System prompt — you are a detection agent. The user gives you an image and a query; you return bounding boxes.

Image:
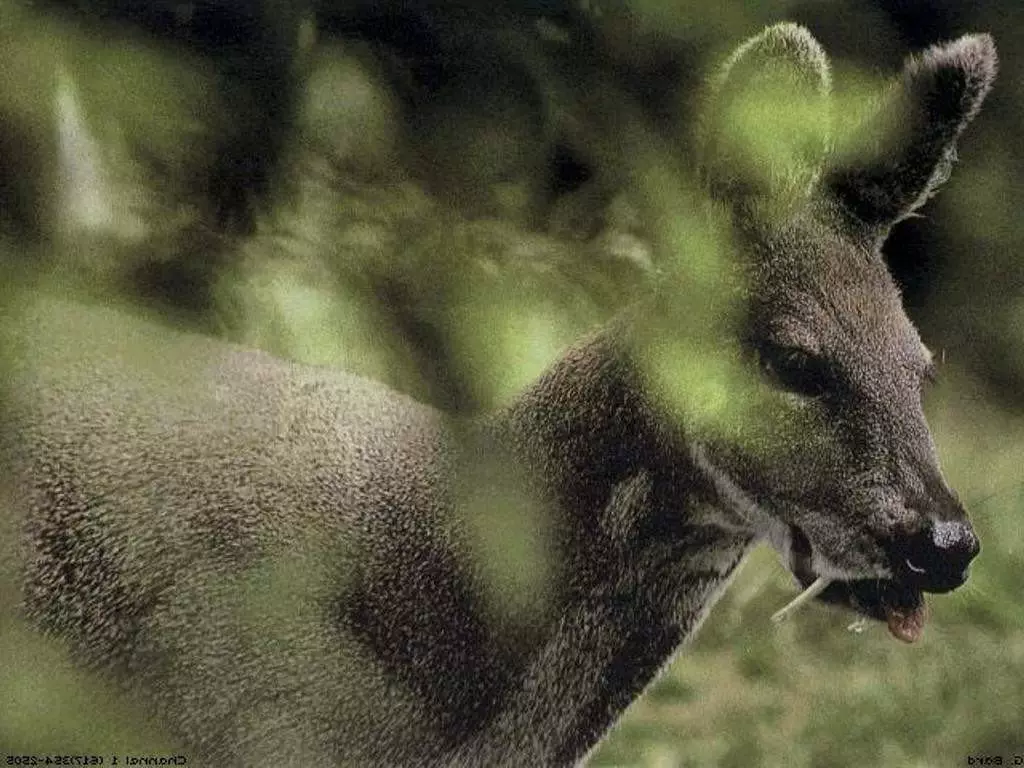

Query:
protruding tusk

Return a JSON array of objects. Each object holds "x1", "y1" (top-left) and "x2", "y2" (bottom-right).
[{"x1": 771, "y1": 576, "x2": 831, "y2": 623}]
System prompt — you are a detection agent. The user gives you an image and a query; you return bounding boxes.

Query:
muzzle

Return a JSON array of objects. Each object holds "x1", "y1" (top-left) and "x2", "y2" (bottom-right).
[{"x1": 887, "y1": 519, "x2": 980, "y2": 593}]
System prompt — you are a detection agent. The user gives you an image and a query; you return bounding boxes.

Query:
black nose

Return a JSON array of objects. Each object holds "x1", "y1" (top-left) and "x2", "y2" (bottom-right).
[{"x1": 891, "y1": 520, "x2": 980, "y2": 593}]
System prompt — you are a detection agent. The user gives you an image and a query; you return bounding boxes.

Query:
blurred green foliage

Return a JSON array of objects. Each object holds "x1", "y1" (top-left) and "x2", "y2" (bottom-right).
[{"x1": 1, "y1": 0, "x2": 1021, "y2": 765}]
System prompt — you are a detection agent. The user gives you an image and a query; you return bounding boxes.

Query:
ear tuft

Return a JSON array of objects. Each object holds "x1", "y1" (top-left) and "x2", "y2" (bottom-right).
[
  {"x1": 901, "y1": 33, "x2": 997, "y2": 144},
  {"x1": 699, "y1": 23, "x2": 832, "y2": 216},
  {"x1": 827, "y1": 33, "x2": 998, "y2": 232},
  {"x1": 922, "y1": 34, "x2": 998, "y2": 112}
]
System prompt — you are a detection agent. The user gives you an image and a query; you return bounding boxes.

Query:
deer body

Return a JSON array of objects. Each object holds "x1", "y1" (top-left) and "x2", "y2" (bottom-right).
[
  {"x1": 1, "y1": 22, "x2": 997, "y2": 768},
  {"x1": 5, "y1": 298, "x2": 749, "y2": 766}
]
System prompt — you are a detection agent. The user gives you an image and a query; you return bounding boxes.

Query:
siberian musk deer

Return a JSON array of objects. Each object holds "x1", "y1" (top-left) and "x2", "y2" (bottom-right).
[{"x1": 1, "y1": 23, "x2": 997, "y2": 767}]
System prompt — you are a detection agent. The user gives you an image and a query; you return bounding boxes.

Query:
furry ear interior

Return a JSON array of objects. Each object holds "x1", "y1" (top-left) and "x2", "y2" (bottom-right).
[
  {"x1": 826, "y1": 34, "x2": 998, "y2": 233},
  {"x1": 698, "y1": 23, "x2": 831, "y2": 215}
]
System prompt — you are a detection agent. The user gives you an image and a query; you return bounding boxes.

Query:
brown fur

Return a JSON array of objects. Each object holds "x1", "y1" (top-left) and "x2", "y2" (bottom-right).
[{"x1": 1, "y1": 23, "x2": 996, "y2": 767}]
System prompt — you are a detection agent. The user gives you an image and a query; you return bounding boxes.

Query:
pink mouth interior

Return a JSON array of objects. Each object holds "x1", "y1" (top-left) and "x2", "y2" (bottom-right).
[{"x1": 884, "y1": 598, "x2": 929, "y2": 643}]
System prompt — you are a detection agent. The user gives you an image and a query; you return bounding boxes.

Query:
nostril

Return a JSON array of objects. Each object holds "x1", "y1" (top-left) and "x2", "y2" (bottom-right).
[{"x1": 891, "y1": 520, "x2": 980, "y2": 593}]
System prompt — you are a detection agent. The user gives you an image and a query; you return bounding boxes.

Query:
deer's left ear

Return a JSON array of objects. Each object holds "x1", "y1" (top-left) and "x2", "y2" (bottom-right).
[{"x1": 826, "y1": 34, "x2": 997, "y2": 234}]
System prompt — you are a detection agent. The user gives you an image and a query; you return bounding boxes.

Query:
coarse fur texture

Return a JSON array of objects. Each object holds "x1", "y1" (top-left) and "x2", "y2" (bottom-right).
[
  {"x1": 827, "y1": 33, "x2": 998, "y2": 233},
  {"x1": 1, "y1": 23, "x2": 997, "y2": 767}
]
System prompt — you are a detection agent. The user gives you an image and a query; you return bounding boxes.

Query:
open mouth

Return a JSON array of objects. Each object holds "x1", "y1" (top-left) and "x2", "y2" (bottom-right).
[{"x1": 775, "y1": 526, "x2": 929, "y2": 643}]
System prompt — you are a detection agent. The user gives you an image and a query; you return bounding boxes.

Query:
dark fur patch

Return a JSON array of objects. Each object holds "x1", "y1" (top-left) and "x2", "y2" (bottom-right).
[{"x1": 827, "y1": 34, "x2": 998, "y2": 231}]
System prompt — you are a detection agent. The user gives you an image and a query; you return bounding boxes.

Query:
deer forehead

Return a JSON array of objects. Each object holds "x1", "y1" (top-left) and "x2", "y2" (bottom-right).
[{"x1": 751, "y1": 216, "x2": 927, "y2": 366}]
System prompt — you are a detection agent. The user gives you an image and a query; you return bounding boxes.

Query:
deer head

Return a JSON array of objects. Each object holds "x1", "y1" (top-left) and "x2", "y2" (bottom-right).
[{"x1": 690, "y1": 24, "x2": 996, "y2": 641}]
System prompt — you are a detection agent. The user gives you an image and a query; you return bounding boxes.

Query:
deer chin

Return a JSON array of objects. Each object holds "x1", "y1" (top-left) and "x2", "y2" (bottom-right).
[
  {"x1": 696, "y1": 446, "x2": 931, "y2": 642},
  {"x1": 786, "y1": 526, "x2": 928, "y2": 643}
]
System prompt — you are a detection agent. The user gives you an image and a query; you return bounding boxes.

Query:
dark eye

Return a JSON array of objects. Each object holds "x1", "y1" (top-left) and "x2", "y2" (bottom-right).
[{"x1": 753, "y1": 342, "x2": 833, "y2": 398}]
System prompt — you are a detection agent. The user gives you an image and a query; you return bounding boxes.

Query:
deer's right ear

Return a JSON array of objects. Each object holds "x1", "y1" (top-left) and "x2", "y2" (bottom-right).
[
  {"x1": 697, "y1": 23, "x2": 831, "y2": 215},
  {"x1": 826, "y1": 34, "x2": 998, "y2": 235}
]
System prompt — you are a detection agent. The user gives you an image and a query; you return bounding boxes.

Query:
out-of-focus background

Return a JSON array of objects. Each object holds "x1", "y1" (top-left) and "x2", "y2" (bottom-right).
[{"x1": 0, "y1": 1, "x2": 1020, "y2": 765}]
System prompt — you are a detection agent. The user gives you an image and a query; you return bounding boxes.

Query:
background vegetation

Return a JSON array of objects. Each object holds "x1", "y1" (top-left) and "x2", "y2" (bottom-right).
[{"x1": 1, "y1": 1, "x2": 1020, "y2": 766}]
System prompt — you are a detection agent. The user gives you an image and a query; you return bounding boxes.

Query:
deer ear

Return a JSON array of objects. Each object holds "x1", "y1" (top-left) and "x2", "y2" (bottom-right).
[
  {"x1": 827, "y1": 34, "x2": 997, "y2": 233},
  {"x1": 698, "y1": 23, "x2": 831, "y2": 214}
]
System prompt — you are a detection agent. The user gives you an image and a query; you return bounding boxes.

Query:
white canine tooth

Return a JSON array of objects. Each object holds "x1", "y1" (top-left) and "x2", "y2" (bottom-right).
[
  {"x1": 770, "y1": 576, "x2": 832, "y2": 624},
  {"x1": 905, "y1": 559, "x2": 927, "y2": 574}
]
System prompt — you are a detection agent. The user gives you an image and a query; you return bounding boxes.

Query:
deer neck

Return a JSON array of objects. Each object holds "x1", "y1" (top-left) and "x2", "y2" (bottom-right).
[
  {"x1": 456, "y1": 327, "x2": 757, "y2": 766},
  {"x1": 496, "y1": 328, "x2": 658, "y2": 502},
  {"x1": 491, "y1": 323, "x2": 757, "y2": 579}
]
